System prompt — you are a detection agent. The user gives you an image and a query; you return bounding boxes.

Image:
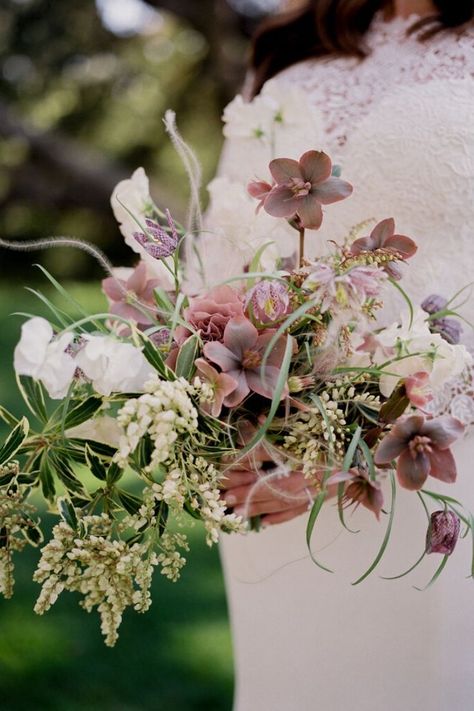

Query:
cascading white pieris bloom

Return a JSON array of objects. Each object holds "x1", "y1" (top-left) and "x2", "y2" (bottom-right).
[
  {"x1": 14, "y1": 317, "x2": 76, "y2": 399},
  {"x1": 115, "y1": 375, "x2": 199, "y2": 469},
  {"x1": 374, "y1": 308, "x2": 472, "y2": 397},
  {"x1": 74, "y1": 334, "x2": 153, "y2": 397}
]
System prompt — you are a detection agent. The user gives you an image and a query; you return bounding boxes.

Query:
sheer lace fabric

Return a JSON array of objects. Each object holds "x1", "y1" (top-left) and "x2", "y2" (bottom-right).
[{"x1": 218, "y1": 14, "x2": 474, "y2": 426}]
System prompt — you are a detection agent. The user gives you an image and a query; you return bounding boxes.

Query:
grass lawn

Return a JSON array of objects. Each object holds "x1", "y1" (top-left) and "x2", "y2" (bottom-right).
[{"x1": 0, "y1": 282, "x2": 234, "y2": 711}]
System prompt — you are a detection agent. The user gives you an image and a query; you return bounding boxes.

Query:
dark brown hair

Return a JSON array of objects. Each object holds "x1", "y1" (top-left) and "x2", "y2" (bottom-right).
[{"x1": 251, "y1": 0, "x2": 474, "y2": 95}]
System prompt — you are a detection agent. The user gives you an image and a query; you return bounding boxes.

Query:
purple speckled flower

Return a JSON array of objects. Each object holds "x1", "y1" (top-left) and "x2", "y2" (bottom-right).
[
  {"x1": 133, "y1": 210, "x2": 178, "y2": 259},
  {"x1": 245, "y1": 280, "x2": 289, "y2": 324},
  {"x1": 421, "y1": 293, "x2": 463, "y2": 344},
  {"x1": 426, "y1": 510, "x2": 461, "y2": 555}
]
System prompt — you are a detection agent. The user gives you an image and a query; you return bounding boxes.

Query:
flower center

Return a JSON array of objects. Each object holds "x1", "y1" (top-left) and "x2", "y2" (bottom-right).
[
  {"x1": 242, "y1": 349, "x2": 262, "y2": 370},
  {"x1": 408, "y1": 435, "x2": 432, "y2": 458},
  {"x1": 288, "y1": 177, "x2": 312, "y2": 197}
]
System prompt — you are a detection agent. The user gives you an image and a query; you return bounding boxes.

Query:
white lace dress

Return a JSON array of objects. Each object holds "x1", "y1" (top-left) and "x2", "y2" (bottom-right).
[{"x1": 215, "y1": 15, "x2": 474, "y2": 711}]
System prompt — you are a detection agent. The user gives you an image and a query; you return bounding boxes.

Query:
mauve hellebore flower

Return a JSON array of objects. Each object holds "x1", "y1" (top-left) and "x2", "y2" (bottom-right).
[
  {"x1": 374, "y1": 414, "x2": 465, "y2": 491},
  {"x1": 195, "y1": 358, "x2": 237, "y2": 417},
  {"x1": 327, "y1": 467, "x2": 384, "y2": 520},
  {"x1": 248, "y1": 150, "x2": 352, "y2": 230},
  {"x1": 203, "y1": 316, "x2": 289, "y2": 407},
  {"x1": 426, "y1": 510, "x2": 461, "y2": 555},
  {"x1": 350, "y1": 218, "x2": 417, "y2": 279},
  {"x1": 133, "y1": 209, "x2": 179, "y2": 259},
  {"x1": 102, "y1": 262, "x2": 160, "y2": 325}
]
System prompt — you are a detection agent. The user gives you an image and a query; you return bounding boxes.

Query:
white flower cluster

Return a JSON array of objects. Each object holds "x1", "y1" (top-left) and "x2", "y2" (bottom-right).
[
  {"x1": 157, "y1": 531, "x2": 188, "y2": 582},
  {"x1": 33, "y1": 514, "x2": 159, "y2": 647},
  {"x1": 284, "y1": 390, "x2": 350, "y2": 478},
  {"x1": 372, "y1": 308, "x2": 472, "y2": 398},
  {"x1": 116, "y1": 375, "x2": 200, "y2": 470},
  {"x1": 153, "y1": 455, "x2": 244, "y2": 545},
  {"x1": 0, "y1": 472, "x2": 40, "y2": 599},
  {"x1": 14, "y1": 317, "x2": 154, "y2": 400}
]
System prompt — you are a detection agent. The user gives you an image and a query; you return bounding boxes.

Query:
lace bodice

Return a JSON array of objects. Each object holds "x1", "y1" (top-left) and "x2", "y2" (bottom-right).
[
  {"x1": 277, "y1": 13, "x2": 474, "y2": 158},
  {"x1": 199, "y1": 13, "x2": 474, "y2": 425}
]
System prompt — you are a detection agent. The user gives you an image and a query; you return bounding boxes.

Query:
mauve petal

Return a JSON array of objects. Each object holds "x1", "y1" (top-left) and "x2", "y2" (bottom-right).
[
  {"x1": 350, "y1": 235, "x2": 377, "y2": 255},
  {"x1": 102, "y1": 276, "x2": 126, "y2": 302},
  {"x1": 246, "y1": 365, "x2": 284, "y2": 400},
  {"x1": 421, "y1": 415, "x2": 465, "y2": 449},
  {"x1": 374, "y1": 431, "x2": 407, "y2": 464},
  {"x1": 396, "y1": 449, "x2": 430, "y2": 490},
  {"x1": 392, "y1": 414, "x2": 426, "y2": 441},
  {"x1": 218, "y1": 372, "x2": 239, "y2": 398},
  {"x1": 299, "y1": 151, "x2": 332, "y2": 184},
  {"x1": 428, "y1": 447, "x2": 457, "y2": 484},
  {"x1": 384, "y1": 234, "x2": 418, "y2": 259},
  {"x1": 110, "y1": 302, "x2": 152, "y2": 324},
  {"x1": 264, "y1": 185, "x2": 301, "y2": 218},
  {"x1": 203, "y1": 341, "x2": 239, "y2": 372},
  {"x1": 223, "y1": 316, "x2": 257, "y2": 357},
  {"x1": 142, "y1": 279, "x2": 161, "y2": 302},
  {"x1": 370, "y1": 218, "x2": 395, "y2": 247},
  {"x1": 313, "y1": 177, "x2": 353, "y2": 205},
  {"x1": 255, "y1": 331, "x2": 287, "y2": 367},
  {"x1": 269, "y1": 158, "x2": 302, "y2": 184},
  {"x1": 195, "y1": 358, "x2": 218, "y2": 384},
  {"x1": 209, "y1": 285, "x2": 243, "y2": 308},
  {"x1": 127, "y1": 262, "x2": 148, "y2": 293},
  {"x1": 248, "y1": 180, "x2": 273, "y2": 199},
  {"x1": 223, "y1": 370, "x2": 249, "y2": 407},
  {"x1": 296, "y1": 196, "x2": 323, "y2": 230}
]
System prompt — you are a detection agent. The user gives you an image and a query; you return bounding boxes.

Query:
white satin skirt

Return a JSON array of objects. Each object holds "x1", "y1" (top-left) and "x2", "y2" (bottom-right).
[{"x1": 220, "y1": 435, "x2": 474, "y2": 711}]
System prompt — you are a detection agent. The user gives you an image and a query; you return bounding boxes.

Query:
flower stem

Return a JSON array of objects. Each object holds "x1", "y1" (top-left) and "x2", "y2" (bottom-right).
[{"x1": 299, "y1": 228, "x2": 305, "y2": 267}]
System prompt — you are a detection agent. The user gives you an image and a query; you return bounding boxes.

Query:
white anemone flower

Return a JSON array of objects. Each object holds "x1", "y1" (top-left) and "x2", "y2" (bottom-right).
[
  {"x1": 14, "y1": 317, "x2": 76, "y2": 399},
  {"x1": 75, "y1": 335, "x2": 153, "y2": 397},
  {"x1": 375, "y1": 309, "x2": 472, "y2": 397}
]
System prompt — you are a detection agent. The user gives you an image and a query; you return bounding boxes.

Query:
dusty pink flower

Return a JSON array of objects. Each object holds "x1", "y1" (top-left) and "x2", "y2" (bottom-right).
[
  {"x1": 256, "y1": 150, "x2": 352, "y2": 230},
  {"x1": 327, "y1": 467, "x2": 384, "y2": 520},
  {"x1": 133, "y1": 209, "x2": 179, "y2": 259},
  {"x1": 175, "y1": 285, "x2": 244, "y2": 345},
  {"x1": 203, "y1": 316, "x2": 289, "y2": 407},
  {"x1": 404, "y1": 371, "x2": 433, "y2": 409},
  {"x1": 374, "y1": 414, "x2": 465, "y2": 491},
  {"x1": 102, "y1": 262, "x2": 160, "y2": 325},
  {"x1": 245, "y1": 280, "x2": 290, "y2": 323},
  {"x1": 302, "y1": 263, "x2": 384, "y2": 312},
  {"x1": 194, "y1": 358, "x2": 237, "y2": 417},
  {"x1": 350, "y1": 218, "x2": 417, "y2": 279},
  {"x1": 247, "y1": 179, "x2": 273, "y2": 212},
  {"x1": 426, "y1": 510, "x2": 461, "y2": 555}
]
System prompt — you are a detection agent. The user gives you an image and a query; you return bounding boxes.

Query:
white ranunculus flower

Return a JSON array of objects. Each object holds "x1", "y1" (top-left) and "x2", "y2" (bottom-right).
[
  {"x1": 14, "y1": 317, "x2": 76, "y2": 399},
  {"x1": 376, "y1": 308, "x2": 472, "y2": 397},
  {"x1": 66, "y1": 415, "x2": 123, "y2": 448},
  {"x1": 75, "y1": 335, "x2": 154, "y2": 397},
  {"x1": 110, "y1": 167, "x2": 174, "y2": 288}
]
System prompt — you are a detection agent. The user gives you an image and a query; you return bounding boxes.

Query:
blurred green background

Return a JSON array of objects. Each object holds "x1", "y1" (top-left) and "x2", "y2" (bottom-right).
[{"x1": 0, "y1": 1, "x2": 285, "y2": 709}]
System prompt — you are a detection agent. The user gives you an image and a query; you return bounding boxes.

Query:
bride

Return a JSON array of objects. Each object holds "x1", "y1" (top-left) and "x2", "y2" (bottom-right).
[{"x1": 208, "y1": 1, "x2": 474, "y2": 710}]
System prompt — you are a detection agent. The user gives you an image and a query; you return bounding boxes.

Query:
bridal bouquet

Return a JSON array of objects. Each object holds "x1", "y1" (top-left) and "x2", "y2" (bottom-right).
[{"x1": 1, "y1": 108, "x2": 472, "y2": 646}]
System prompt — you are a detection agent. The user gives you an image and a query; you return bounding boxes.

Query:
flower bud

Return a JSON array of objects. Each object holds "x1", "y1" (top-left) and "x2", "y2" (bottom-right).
[
  {"x1": 431, "y1": 317, "x2": 463, "y2": 345},
  {"x1": 421, "y1": 294, "x2": 448, "y2": 315},
  {"x1": 288, "y1": 375, "x2": 316, "y2": 393},
  {"x1": 426, "y1": 510, "x2": 461, "y2": 555}
]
